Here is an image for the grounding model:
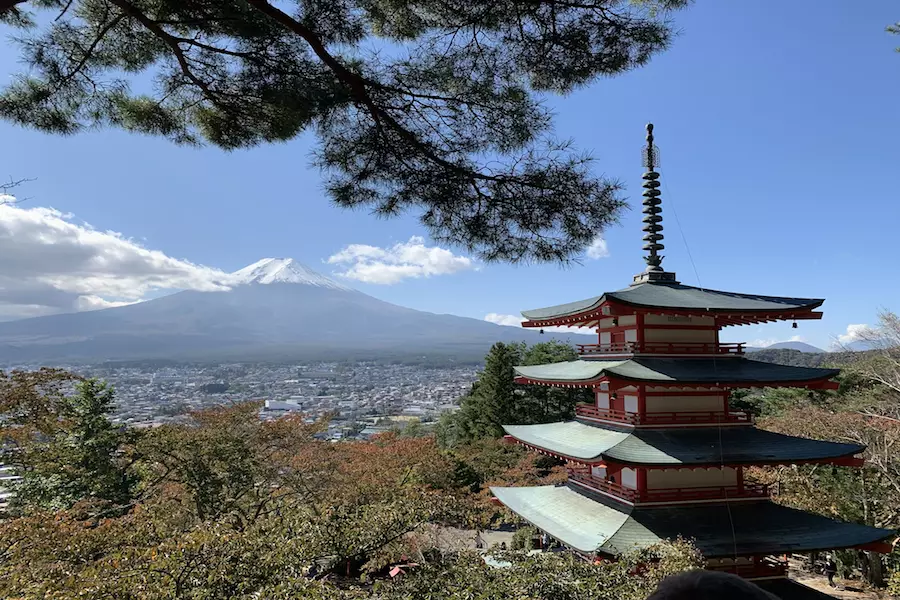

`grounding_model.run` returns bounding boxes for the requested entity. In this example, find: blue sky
[1,1,898,350]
